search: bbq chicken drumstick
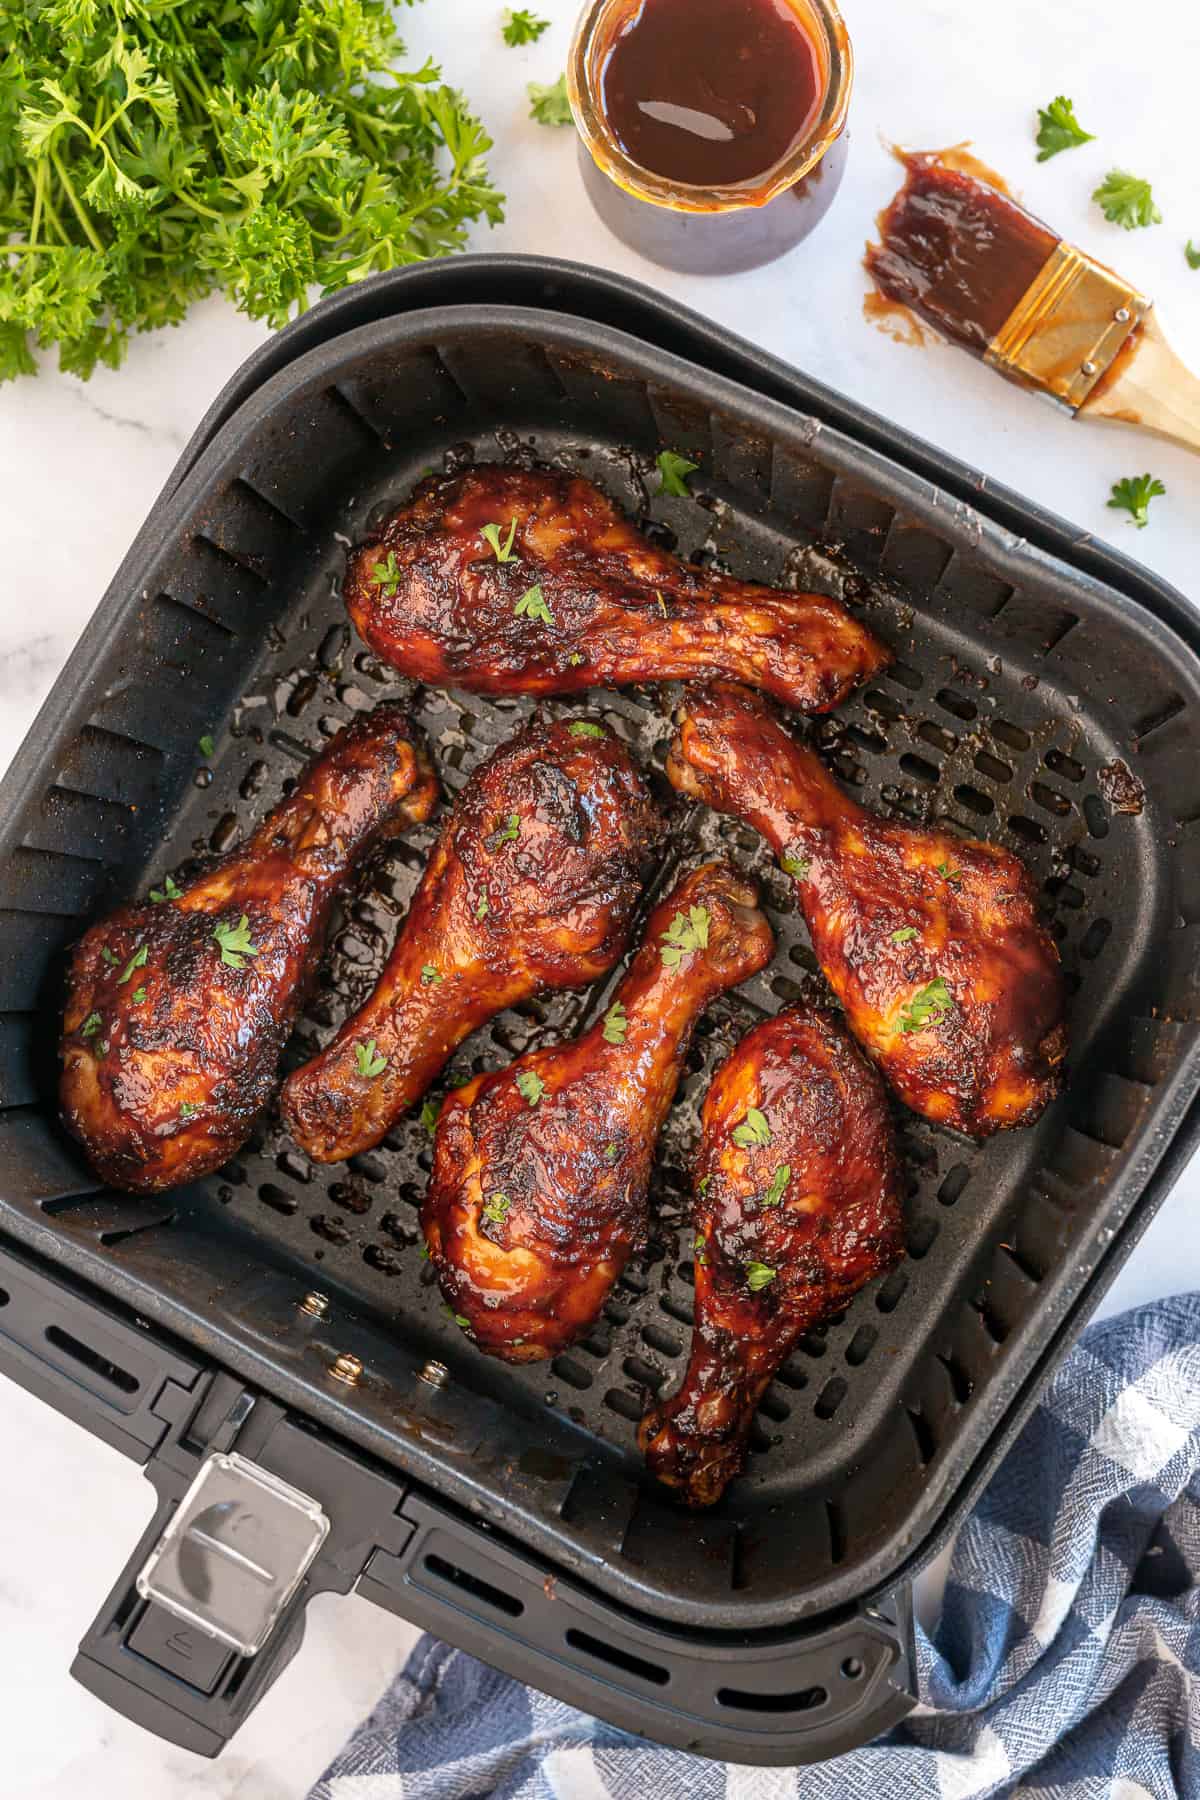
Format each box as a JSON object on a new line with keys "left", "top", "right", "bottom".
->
{"left": 61, "top": 704, "right": 437, "bottom": 1193}
{"left": 640, "top": 1005, "right": 904, "bottom": 1507}
{"left": 344, "top": 466, "right": 891, "bottom": 711}
{"left": 423, "top": 862, "right": 774, "bottom": 1362}
{"left": 668, "top": 684, "right": 1066, "bottom": 1137}
{"left": 281, "top": 718, "right": 661, "bottom": 1163}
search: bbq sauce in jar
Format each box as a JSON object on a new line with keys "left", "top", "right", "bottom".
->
{"left": 569, "top": 0, "right": 852, "bottom": 275}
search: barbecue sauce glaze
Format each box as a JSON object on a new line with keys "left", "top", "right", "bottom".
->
{"left": 600, "top": 0, "right": 824, "bottom": 189}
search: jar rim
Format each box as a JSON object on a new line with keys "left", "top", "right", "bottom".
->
{"left": 567, "top": 0, "right": 853, "bottom": 214}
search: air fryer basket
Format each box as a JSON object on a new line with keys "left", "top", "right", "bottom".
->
{"left": 3, "top": 299, "right": 1200, "bottom": 1760}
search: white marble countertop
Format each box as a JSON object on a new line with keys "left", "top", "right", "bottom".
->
{"left": 1, "top": 0, "right": 1198, "bottom": 1792}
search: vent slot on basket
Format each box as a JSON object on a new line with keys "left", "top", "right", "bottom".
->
{"left": 422, "top": 1553, "right": 524, "bottom": 1619}
{"left": 564, "top": 1628, "right": 670, "bottom": 1688}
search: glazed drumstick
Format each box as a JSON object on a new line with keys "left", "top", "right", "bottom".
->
{"left": 669, "top": 683, "right": 1067, "bottom": 1136}
{"left": 60, "top": 704, "right": 437, "bottom": 1193}
{"left": 281, "top": 718, "right": 661, "bottom": 1163}
{"left": 423, "top": 862, "right": 774, "bottom": 1362}
{"left": 344, "top": 465, "right": 891, "bottom": 712}
{"left": 640, "top": 1005, "right": 904, "bottom": 1507}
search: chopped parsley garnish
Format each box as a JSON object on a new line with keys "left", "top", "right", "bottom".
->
{"left": 117, "top": 944, "right": 148, "bottom": 985}
{"left": 100, "top": 946, "right": 118, "bottom": 965}
{"left": 746, "top": 1261, "right": 777, "bottom": 1292}
{"left": 656, "top": 449, "right": 698, "bottom": 497}
{"left": 569, "top": 720, "right": 605, "bottom": 738}
{"left": 891, "top": 926, "right": 919, "bottom": 945}
{"left": 516, "top": 1069, "right": 545, "bottom": 1105}
{"left": 602, "top": 1001, "right": 627, "bottom": 1045}
{"left": 514, "top": 584, "right": 554, "bottom": 624}
{"left": 763, "top": 1165, "right": 791, "bottom": 1208}
{"left": 179, "top": 1101, "right": 200, "bottom": 1120}
{"left": 660, "top": 905, "right": 710, "bottom": 968}
{"left": 213, "top": 914, "right": 259, "bottom": 969}
{"left": 898, "top": 976, "right": 954, "bottom": 1036}
{"left": 568, "top": 651, "right": 586, "bottom": 666}
{"left": 370, "top": 551, "right": 402, "bottom": 596}
{"left": 1093, "top": 170, "right": 1161, "bottom": 230}
{"left": 420, "top": 964, "right": 442, "bottom": 986}
{"left": 503, "top": 7, "right": 550, "bottom": 43}
{"left": 131, "top": 986, "right": 147, "bottom": 1004}
{"left": 444, "top": 1307, "right": 472, "bottom": 1331}
{"left": 355, "top": 1039, "right": 388, "bottom": 1078}
{"left": 733, "top": 1107, "right": 772, "bottom": 1149}
{"left": 936, "top": 861, "right": 962, "bottom": 887}
{"left": 477, "top": 896, "right": 490, "bottom": 920}
{"left": 527, "top": 74, "right": 572, "bottom": 126}
{"left": 693, "top": 1231, "right": 708, "bottom": 1267}
{"left": 149, "top": 875, "right": 182, "bottom": 903}
{"left": 80, "top": 1012, "right": 102, "bottom": 1039}
{"left": 482, "top": 1192, "right": 511, "bottom": 1224}
{"left": 491, "top": 813, "right": 521, "bottom": 848}
{"left": 198, "top": 734, "right": 215, "bottom": 759}
{"left": 1035, "top": 96, "right": 1094, "bottom": 161}
{"left": 604, "top": 1142, "right": 619, "bottom": 1161}
{"left": 420, "top": 1099, "right": 439, "bottom": 1135}
{"left": 1108, "top": 473, "right": 1165, "bottom": 530}
{"left": 1187, "top": 241, "right": 1200, "bottom": 271}
{"left": 780, "top": 851, "right": 811, "bottom": 879}
{"left": 698, "top": 1175, "right": 710, "bottom": 1197}
{"left": 481, "top": 517, "right": 518, "bottom": 562}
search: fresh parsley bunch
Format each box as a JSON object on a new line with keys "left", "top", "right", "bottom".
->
{"left": 0, "top": 0, "right": 503, "bottom": 382}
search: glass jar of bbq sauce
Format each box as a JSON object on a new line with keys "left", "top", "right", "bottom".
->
{"left": 567, "top": 0, "right": 852, "bottom": 276}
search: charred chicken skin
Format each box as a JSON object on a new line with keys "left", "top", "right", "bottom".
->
{"left": 668, "top": 683, "right": 1067, "bottom": 1137}
{"left": 640, "top": 1005, "right": 904, "bottom": 1507}
{"left": 60, "top": 704, "right": 437, "bottom": 1194}
{"left": 280, "top": 718, "right": 662, "bottom": 1163}
{"left": 422, "top": 862, "right": 774, "bottom": 1362}
{"left": 344, "top": 465, "right": 892, "bottom": 712}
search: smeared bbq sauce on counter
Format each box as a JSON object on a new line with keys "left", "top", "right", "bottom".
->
{"left": 600, "top": 0, "right": 824, "bottom": 189}
{"left": 865, "top": 149, "right": 1059, "bottom": 352}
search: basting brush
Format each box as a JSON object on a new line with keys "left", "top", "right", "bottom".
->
{"left": 865, "top": 149, "right": 1200, "bottom": 456}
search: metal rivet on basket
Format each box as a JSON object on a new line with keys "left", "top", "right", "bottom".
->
{"left": 299, "top": 1290, "right": 330, "bottom": 1319}
{"left": 1114, "top": 307, "right": 1130, "bottom": 323}
{"left": 1081, "top": 360, "right": 1097, "bottom": 376}
{"left": 417, "top": 1360, "right": 450, "bottom": 1389}
{"left": 329, "top": 1351, "right": 363, "bottom": 1386}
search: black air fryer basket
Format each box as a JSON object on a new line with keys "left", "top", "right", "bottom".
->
{"left": 3, "top": 258, "right": 1200, "bottom": 1765}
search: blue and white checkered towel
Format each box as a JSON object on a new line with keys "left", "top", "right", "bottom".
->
{"left": 309, "top": 1295, "right": 1200, "bottom": 1798}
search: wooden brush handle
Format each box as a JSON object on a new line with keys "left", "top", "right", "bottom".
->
{"left": 1081, "top": 311, "right": 1200, "bottom": 455}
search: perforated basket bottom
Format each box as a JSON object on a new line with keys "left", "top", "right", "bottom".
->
{"left": 5, "top": 311, "right": 1196, "bottom": 1626}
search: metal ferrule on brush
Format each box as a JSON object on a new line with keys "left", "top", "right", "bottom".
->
{"left": 984, "top": 242, "right": 1150, "bottom": 410}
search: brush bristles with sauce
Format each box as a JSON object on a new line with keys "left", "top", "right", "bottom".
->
{"left": 865, "top": 148, "right": 1200, "bottom": 455}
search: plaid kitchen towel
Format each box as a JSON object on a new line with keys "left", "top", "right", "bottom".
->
{"left": 309, "top": 1294, "right": 1200, "bottom": 1798}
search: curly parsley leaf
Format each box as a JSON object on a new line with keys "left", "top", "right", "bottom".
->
{"left": 763, "top": 1164, "right": 791, "bottom": 1208}
{"left": 81, "top": 1011, "right": 102, "bottom": 1039}
{"left": 1108, "top": 473, "right": 1165, "bottom": 529}
{"left": 1187, "top": 241, "right": 1200, "bottom": 271}
{"left": 602, "top": 1001, "right": 627, "bottom": 1045}
{"left": 569, "top": 720, "right": 605, "bottom": 738}
{"left": 420, "top": 964, "right": 442, "bottom": 985}
{"left": 481, "top": 517, "right": 518, "bottom": 562}
{"left": 503, "top": 9, "right": 550, "bottom": 45}
{"left": 1035, "top": 96, "right": 1094, "bottom": 161}
{"left": 179, "top": 1100, "right": 200, "bottom": 1120}
{"left": 746, "top": 1261, "right": 777, "bottom": 1292}
{"left": 482, "top": 1191, "right": 511, "bottom": 1223}
{"left": 213, "top": 915, "right": 259, "bottom": 969}
{"left": 1093, "top": 170, "right": 1162, "bottom": 230}
{"left": 197, "top": 734, "right": 215, "bottom": 760}
{"left": 117, "top": 944, "right": 148, "bottom": 985}
{"left": 514, "top": 584, "right": 554, "bottom": 624}
{"left": 891, "top": 926, "right": 919, "bottom": 945}
{"left": 355, "top": 1039, "right": 388, "bottom": 1079}
{"left": 898, "top": 976, "right": 954, "bottom": 1035}
{"left": 660, "top": 905, "right": 710, "bottom": 968}
{"left": 936, "top": 861, "right": 962, "bottom": 887}
{"left": 780, "top": 851, "right": 810, "bottom": 879}
{"left": 656, "top": 449, "right": 699, "bottom": 497}
{"left": 516, "top": 1069, "right": 545, "bottom": 1105}
{"left": 733, "top": 1108, "right": 772, "bottom": 1149}
{"left": 489, "top": 812, "right": 521, "bottom": 849}
{"left": 420, "top": 1098, "right": 439, "bottom": 1135}
{"left": 477, "top": 896, "right": 490, "bottom": 920}
{"left": 99, "top": 947, "right": 118, "bottom": 966}
{"left": 371, "top": 552, "right": 401, "bottom": 597}
{"left": 0, "top": 9, "right": 502, "bottom": 383}
{"left": 528, "top": 75, "right": 572, "bottom": 126}
{"left": 149, "top": 874, "right": 182, "bottom": 903}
